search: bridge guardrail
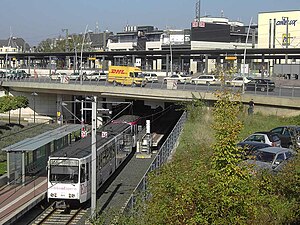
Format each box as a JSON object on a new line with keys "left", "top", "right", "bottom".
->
{"left": 0, "top": 75, "right": 300, "bottom": 98}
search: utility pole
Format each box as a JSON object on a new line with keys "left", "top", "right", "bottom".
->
{"left": 91, "top": 96, "right": 97, "bottom": 218}
{"left": 195, "top": 0, "right": 201, "bottom": 21}
{"left": 242, "top": 17, "right": 253, "bottom": 93}
{"left": 80, "top": 25, "right": 88, "bottom": 85}
{"left": 80, "top": 99, "right": 85, "bottom": 138}
{"left": 285, "top": 17, "right": 289, "bottom": 64}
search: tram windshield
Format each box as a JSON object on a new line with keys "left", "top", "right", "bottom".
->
{"left": 50, "top": 165, "right": 79, "bottom": 183}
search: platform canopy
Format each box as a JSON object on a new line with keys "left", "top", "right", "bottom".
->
{"left": 2, "top": 124, "right": 81, "bottom": 152}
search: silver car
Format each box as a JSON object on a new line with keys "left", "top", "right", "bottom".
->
{"left": 143, "top": 73, "right": 158, "bottom": 83}
{"left": 86, "top": 71, "right": 107, "bottom": 81}
{"left": 190, "top": 75, "right": 221, "bottom": 85}
{"left": 245, "top": 147, "right": 296, "bottom": 171}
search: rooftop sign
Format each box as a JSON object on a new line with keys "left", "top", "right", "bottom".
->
{"left": 276, "top": 17, "right": 297, "bottom": 26}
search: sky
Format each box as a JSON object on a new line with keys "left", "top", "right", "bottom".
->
{"left": 0, "top": 0, "right": 299, "bottom": 46}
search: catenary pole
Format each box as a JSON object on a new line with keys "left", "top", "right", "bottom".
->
{"left": 91, "top": 96, "right": 97, "bottom": 217}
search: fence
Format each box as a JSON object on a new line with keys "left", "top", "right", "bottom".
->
{"left": 121, "top": 111, "right": 187, "bottom": 213}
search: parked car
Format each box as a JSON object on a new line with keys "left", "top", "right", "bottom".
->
{"left": 86, "top": 71, "right": 107, "bottom": 81}
{"left": 243, "top": 132, "right": 281, "bottom": 147}
{"left": 17, "top": 70, "right": 31, "bottom": 78}
{"left": 6, "top": 70, "right": 28, "bottom": 80}
{"left": 270, "top": 126, "right": 300, "bottom": 148}
{"left": 69, "top": 72, "right": 80, "bottom": 80}
{"left": 50, "top": 72, "right": 68, "bottom": 80}
{"left": 143, "top": 73, "right": 158, "bottom": 82}
{"left": 237, "top": 141, "right": 270, "bottom": 156}
{"left": 163, "top": 74, "right": 191, "bottom": 84}
{"left": 244, "top": 78, "right": 275, "bottom": 92}
{"left": 0, "top": 71, "right": 6, "bottom": 78}
{"left": 190, "top": 75, "right": 221, "bottom": 85}
{"left": 244, "top": 147, "right": 296, "bottom": 171}
{"left": 226, "top": 76, "right": 252, "bottom": 87}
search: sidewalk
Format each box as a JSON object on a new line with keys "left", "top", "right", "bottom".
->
{"left": 0, "top": 176, "right": 47, "bottom": 224}
{"left": 273, "top": 78, "right": 300, "bottom": 87}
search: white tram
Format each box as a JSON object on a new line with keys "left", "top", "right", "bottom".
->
{"left": 47, "top": 115, "right": 140, "bottom": 208}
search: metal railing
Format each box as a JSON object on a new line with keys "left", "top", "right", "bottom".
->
{"left": 1, "top": 75, "right": 300, "bottom": 98}
{"left": 121, "top": 111, "right": 187, "bottom": 213}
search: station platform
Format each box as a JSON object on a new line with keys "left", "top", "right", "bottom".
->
{"left": 0, "top": 175, "right": 47, "bottom": 225}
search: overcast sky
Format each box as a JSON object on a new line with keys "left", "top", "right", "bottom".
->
{"left": 0, "top": 0, "right": 299, "bottom": 45}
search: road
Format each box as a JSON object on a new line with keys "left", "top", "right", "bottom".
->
{"left": 1, "top": 76, "right": 300, "bottom": 98}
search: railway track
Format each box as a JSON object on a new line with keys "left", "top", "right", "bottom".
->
{"left": 31, "top": 205, "right": 88, "bottom": 225}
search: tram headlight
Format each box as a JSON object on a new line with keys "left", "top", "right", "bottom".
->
{"left": 69, "top": 193, "right": 75, "bottom": 198}
{"left": 50, "top": 193, "right": 57, "bottom": 197}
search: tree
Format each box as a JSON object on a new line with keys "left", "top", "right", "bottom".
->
{"left": 37, "top": 34, "right": 92, "bottom": 53}
{"left": 0, "top": 95, "right": 29, "bottom": 124}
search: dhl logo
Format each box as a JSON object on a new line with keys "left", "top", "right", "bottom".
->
{"left": 111, "top": 69, "right": 125, "bottom": 74}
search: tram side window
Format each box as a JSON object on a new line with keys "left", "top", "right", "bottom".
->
{"left": 98, "top": 155, "right": 101, "bottom": 168}
{"left": 101, "top": 151, "right": 108, "bottom": 166}
{"left": 80, "top": 164, "right": 85, "bottom": 183}
{"left": 86, "top": 163, "right": 89, "bottom": 181}
{"left": 111, "top": 145, "right": 116, "bottom": 158}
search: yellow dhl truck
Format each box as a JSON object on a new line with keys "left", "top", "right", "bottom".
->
{"left": 108, "top": 66, "right": 147, "bottom": 86}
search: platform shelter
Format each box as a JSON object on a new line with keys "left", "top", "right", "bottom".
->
{"left": 2, "top": 124, "right": 81, "bottom": 185}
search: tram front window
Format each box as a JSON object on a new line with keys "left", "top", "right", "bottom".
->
{"left": 50, "top": 166, "right": 79, "bottom": 183}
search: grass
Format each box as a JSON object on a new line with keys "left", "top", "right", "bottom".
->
{"left": 0, "top": 162, "right": 6, "bottom": 176}
{"left": 0, "top": 121, "right": 59, "bottom": 175}
{"left": 239, "top": 112, "right": 300, "bottom": 140}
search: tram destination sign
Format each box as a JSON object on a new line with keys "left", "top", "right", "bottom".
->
{"left": 50, "top": 159, "right": 79, "bottom": 166}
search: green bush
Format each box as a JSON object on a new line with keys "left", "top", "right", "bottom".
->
{"left": 113, "top": 95, "right": 300, "bottom": 224}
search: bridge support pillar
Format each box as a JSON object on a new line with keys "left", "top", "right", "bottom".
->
{"left": 166, "top": 54, "right": 169, "bottom": 76}
{"left": 57, "top": 94, "right": 63, "bottom": 125}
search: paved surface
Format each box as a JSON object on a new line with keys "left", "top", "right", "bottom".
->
{"left": 97, "top": 153, "right": 154, "bottom": 213}
{"left": 75, "top": 152, "right": 157, "bottom": 225}
{"left": 0, "top": 176, "right": 47, "bottom": 225}
{"left": 274, "top": 78, "right": 300, "bottom": 87}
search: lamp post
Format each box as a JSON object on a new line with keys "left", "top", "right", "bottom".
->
{"left": 31, "top": 92, "right": 38, "bottom": 123}
{"left": 80, "top": 25, "right": 89, "bottom": 85}
{"left": 242, "top": 17, "right": 253, "bottom": 93}
{"left": 168, "top": 30, "right": 173, "bottom": 76}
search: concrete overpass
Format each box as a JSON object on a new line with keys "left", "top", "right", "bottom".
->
{"left": 1, "top": 80, "right": 299, "bottom": 121}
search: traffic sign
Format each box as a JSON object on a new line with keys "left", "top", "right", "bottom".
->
{"left": 101, "top": 131, "right": 108, "bottom": 138}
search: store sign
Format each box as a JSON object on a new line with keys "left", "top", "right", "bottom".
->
{"left": 276, "top": 17, "right": 297, "bottom": 26}
{"left": 282, "top": 33, "right": 291, "bottom": 45}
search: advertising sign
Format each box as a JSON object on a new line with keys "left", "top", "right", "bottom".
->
{"left": 135, "top": 58, "right": 141, "bottom": 67}
{"left": 241, "top": 64, "right": 249, "bottom": 74}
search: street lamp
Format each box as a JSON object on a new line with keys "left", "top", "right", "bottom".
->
{"left": 242, "top": 17, "right": 253, "bottom": 93}
{"left": 31, "top": 92, "right": 38, "bottom": 123}
{"left": 80, "top": 25, "right": 89, "bottom": 85}
{"left": 167, "top": 30, "right": 173, "bottom": 76}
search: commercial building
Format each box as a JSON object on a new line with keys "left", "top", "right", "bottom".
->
{"left": 258, "top": 10, "right": 300, "bottom": 50}
{"left": 190, "top": 16, "right": 257, "bottom": 73}
{"left": 258, "top": 10, "right": 300, "bottom": 76}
